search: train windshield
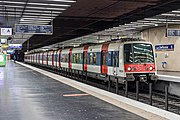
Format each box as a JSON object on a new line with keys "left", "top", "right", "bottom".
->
{"left": 124, "top": 43, "right": 154, "bottom": 63}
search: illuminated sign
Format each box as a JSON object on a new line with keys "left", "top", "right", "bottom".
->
{"left": 167, "top": 29, "right": 180, "bottom": 37}
{"left": 15, "top": 24, "right": 53, "bottom": 34}
{"left": 9, "top": 44, "right": 22, "bottom": 49}
{"left": 7, "top": 50, "right": 14, "bottom": 54}
{"left": 1, "top": 39, "right": 6, "bottom": 44}
{"left": 2, "top": 44, "right": 9, "bottom": 49}
{"left": 1, "top": 27, "right": 12, "bottom": 36}
{"left": 155, "top": 44, "right": 174, "bottom": 51}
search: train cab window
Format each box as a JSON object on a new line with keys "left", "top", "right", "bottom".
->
{"left": 133, "top": 43, "right": 154, "bottom": 63}
{"left": 124, "top": 44, "right": 133, "bottom": 63}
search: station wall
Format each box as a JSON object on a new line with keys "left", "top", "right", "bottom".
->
{"left": 142, "top": 25, "right": 180, "bottom": 71}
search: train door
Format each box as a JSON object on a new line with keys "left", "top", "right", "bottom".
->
{"left": 69, "top": 48, "right": 73, "bottom": 69}
{"left": 113, "top": 51, "right": 119, "bottom": 76}
{"left": 83, "top": 46, "right": 88, "bottom": 71}
{"left": 101, "top": 43, "right": 109, "bottom": 74}
{"left": 101, "top": 50, "right": 108, "bottom": 74}
{"left": 52, "top": 51, "right": 54, "bottom": 67}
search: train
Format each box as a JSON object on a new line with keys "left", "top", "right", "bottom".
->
{"left": 24, "top": 38, "right": 158, "bottom": 85}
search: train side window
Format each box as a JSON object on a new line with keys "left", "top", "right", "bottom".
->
{"left": 96, "top": 52, "right": 101, "bottom": 65}
{"left": 57, "top": 54, "right": 59, "bottom": 63}
{"left": 79, "top": 53, "right": 83, "bottom": 64}
{"left": 54, "top": 53, "right": 56, "bottom": 62}
{"left": 106, "top": 51, "right": 112, "bottom": 66}
{"left": 124, "top": 44, "right": 133, "bottom": 63}
{"left": 73, "top": 53, "right": 76, "bottom": 63}
{"left": 89, "top": 53, "right": 93, "bottom": 64}
{"left": 93, "top": 53, "right": 97, "bottom": 65}
{"left": 112, "top": 51, "right": 119, "bottom": 67}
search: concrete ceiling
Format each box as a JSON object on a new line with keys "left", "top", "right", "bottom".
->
{"left": 9, "top": 0, "right": 179, "bottom": 51}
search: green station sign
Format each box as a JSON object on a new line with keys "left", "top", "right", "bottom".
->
{"left": 0, "top": 54, "right": 6, "bottom": 66}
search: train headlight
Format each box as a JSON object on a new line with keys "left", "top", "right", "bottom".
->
{"left": 149, "top": 66, "right": 153, "bottom": 71}
{"left": 127, "top": 67, "right": 131, "bottom": 71}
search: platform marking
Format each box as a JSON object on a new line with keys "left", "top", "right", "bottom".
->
{"left": 17, "top": 62, "right": 180, "bottom": 120}
{"left": 63, "top": 93, "right": 89, "bottom": 97}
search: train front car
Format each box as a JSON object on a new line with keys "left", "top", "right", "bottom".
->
{"left": 123, "top": 41, "right": 158, "bottom": 84}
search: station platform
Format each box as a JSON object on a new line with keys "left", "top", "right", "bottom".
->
{"left": 1, "top": 61, "right": 179, "bottom": 120}
{"left": 157, "top": 71, "right": 180, "bottom": 83}
{"left": 158, "top": 71, "right": 180, "bottom": 77}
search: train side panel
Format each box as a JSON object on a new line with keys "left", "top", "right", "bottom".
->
{"left": 87, "top": 45, "right": 102, "bottom": 74}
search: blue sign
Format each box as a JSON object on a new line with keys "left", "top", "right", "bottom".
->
{"left": 9, "top": 44, "right": 22, "bottom": 49}
{"left": 167, "top": 29, "right": 180, "bottom": 37}
{"left": 15, "top": 24, "right": 53, "bottom": 34}
{"left": 155, "top": 44, "right": 174, "bottom": 51}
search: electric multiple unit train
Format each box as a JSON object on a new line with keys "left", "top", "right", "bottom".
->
{"left": 24, "top": 38, "right": 158, "bottom": 84}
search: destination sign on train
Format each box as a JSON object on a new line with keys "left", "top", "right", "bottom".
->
{"left": 15, "top": 24, "right": 53, "bottom": 35}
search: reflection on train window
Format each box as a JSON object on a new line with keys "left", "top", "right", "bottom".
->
{"left": 106, "top": 51, "right": 112, "bottom": 66}
{"left": 112, "top": 51, "right": 119, "bottom": 67}
{"left": 89, "top": 53, "right": 93, "bottom": 64}
{"left": 40, "top": 54, "right": 42, "bottom": 60}
{"left": 54, "top": 53, "right": 57, "bottom": 62}
{"left": 43, "top": 53, "right": 46, "bottom": 61}
{"left": 124, "top": 44, "right": 133, "bottom": 63}
{"left": 84, "top": 52, "right": 88, "bottom": 64}
{"left": 57, "top": 53, "right": 60, "bottom": 63}
{"left": 73, "top": 53, "right": 83, "bottom": 64}
{"left": 48, "top": 53, "right": 52, "bottom": 61}
{"left": 93, "top": 53, "right": 97, "bottom": 65}
{"left": 61, "top": 54, "right": 69, "bottom": 62}
{"left": 133, "top": 43, "right": 154, "bottom": 63}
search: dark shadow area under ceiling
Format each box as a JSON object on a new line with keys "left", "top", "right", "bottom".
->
{"left": 23, "top": 0, "right": 180, "bottom": 51}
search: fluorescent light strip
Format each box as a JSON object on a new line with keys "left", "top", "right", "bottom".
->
{"left": 26, "top": 6, "right": 66, "bottom": 10}
{"left": 22, "top": 16, "right": 55, "bottom": 18}
{"left": 20, "top": 21, "right": 51, "bottom": 23}
{"left": 45, "top": 0, "right": 76, "bottom": 3}
{"left": 172, "top": 10, "right": 180, "bottom": 13}
{"left": 0, "top": 5, "right": 24, "bottom": 8}
{"left": 161, "top": 13, "right": 176, "bottom": 16}
{"left": 20, "top": 19, "right": 52, "bottom": 21}
{"left": 22, "top": 12, "right": 59, "bottom": 16}
{"left": 0, "top": 14, "right": 21, "bottom": 17}
{"left": 25, "top": 10, "right": 62, "bottom": 14}
{"left": 28, "top": 3, "right": 70, "bottom": 7}
{"left": 18, "top": 23, "right": 49, "bottom": 24}
{"left": 0, "top": 12, "right": 59, "bottom": 16}
{"left": 0, "top": 1, "right": 25, "bottom": 4}
{"left": 21, "top": 18, "right": 53, "bottom": 20}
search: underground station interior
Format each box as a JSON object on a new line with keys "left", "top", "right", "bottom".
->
{"left": 0, "top": 0, "right": 180, "bottom": 120}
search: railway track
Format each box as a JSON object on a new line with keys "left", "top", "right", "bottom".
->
{"left": 31, "top": 64, "right": 180, "bottom": 115}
